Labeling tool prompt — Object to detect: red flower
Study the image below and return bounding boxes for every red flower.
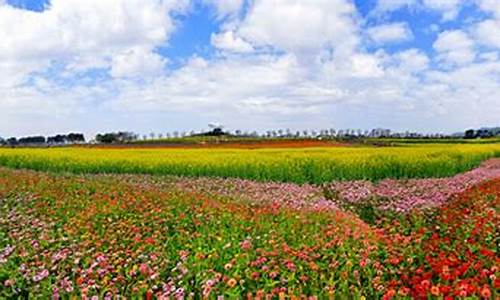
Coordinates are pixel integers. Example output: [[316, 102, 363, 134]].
[[440, 285, 451, 295], [382, 289, 396, 300], [389, 257, 400, 266], [420, 280, 431, 291]]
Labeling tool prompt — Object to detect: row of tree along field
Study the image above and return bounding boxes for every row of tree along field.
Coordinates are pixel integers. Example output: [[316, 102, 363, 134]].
[[0, 133, 85, 146], [1, 126, 499, 146]]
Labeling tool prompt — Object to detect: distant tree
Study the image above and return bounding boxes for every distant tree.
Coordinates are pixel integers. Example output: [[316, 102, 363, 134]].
[[464, 129, 476, 139], [67, 133, 85, 143], [18, 136, 45, 145], [149, 132, 155, 140], [96, 133, 115, 144], [47, 135, 66, 144], [6, 137, 17, 146], [120, 132, 136, 142], [95, 132, 135, 144], [235, 130, 242, 136]]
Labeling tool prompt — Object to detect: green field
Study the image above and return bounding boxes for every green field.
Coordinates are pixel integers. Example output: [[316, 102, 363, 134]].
[[0, 143, 499, 183]]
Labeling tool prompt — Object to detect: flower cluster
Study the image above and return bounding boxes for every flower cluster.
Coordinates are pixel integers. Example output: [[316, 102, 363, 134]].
[[327, 158, 500, 212], [0, 159, 499, 298]]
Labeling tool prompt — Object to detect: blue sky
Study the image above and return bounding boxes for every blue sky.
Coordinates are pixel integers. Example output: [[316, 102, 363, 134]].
[[0, 0, 499, 138]]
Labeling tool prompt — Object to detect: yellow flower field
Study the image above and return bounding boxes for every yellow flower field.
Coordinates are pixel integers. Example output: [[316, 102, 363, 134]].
[[0, 143, 499, 183]]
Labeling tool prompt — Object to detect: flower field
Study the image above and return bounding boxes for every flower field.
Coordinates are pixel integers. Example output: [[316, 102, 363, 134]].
[[1, 154, 499, 298], [0, 143, 499, 183], [1, 144, 499, 299]]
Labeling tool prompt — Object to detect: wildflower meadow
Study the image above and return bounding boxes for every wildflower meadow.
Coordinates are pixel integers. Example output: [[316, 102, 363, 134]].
[[0, 144, 499, 299]]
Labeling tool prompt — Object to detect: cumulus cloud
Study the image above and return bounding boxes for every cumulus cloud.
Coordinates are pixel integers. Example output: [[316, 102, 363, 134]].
[[211, 31, 254, 53], [1, 0, 500, 136], [0, 0, 187, 135], [373, 0, 463, 21], [474, 19, 500, 48], [367, 22, 413, 44], [111, 47, 167, 78], [422, 0, 462, 20], [204, 0, 244, 20], [373, 0, 417, 13], [433, 30, 476, 65], [0, 0, 187, 81], [476, 0, 500, 18], [394, 49, 430, 72], [235, 0, 359, 56]]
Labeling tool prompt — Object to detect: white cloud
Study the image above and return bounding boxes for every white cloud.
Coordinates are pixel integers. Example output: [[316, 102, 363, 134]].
[[373, 0, 417, 13], [109, 54, 311, 115], [478, 51, 499, 61], [111, 47, 168, 78], [394, 49, 430, 72], [422, 0, 462, 21], [474, 19, 500, 48], [0, 0, 187, 81], [211, 31, 254, 53], [1, 0, 500, 137], [235, 0, 359, 56], [204, 0, 244, 19], [367, 22, 413, 44], [349, 54, 385, 78], [433, 30, 475, 65], [373, 0, 463, 21], [476, 0, 500, 18]]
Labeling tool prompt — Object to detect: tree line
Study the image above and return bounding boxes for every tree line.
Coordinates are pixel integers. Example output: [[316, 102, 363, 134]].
[[0, 133, 85, 146]]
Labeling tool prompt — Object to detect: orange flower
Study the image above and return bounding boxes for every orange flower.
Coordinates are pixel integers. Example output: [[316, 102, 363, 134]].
[[382, 289, 396, 300], [227, 278, 237, 288], [398, 287, 410, 296], [480, 286, 491, 299], [430, 285, 440, 296]]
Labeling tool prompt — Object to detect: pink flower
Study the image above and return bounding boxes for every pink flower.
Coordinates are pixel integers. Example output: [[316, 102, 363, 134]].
[[240, 239, 253, 250], [52, 287, 60, 300], [139, 263, 151, 276], [33, 269, 49, 282], [4, 279, 15, 287]]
